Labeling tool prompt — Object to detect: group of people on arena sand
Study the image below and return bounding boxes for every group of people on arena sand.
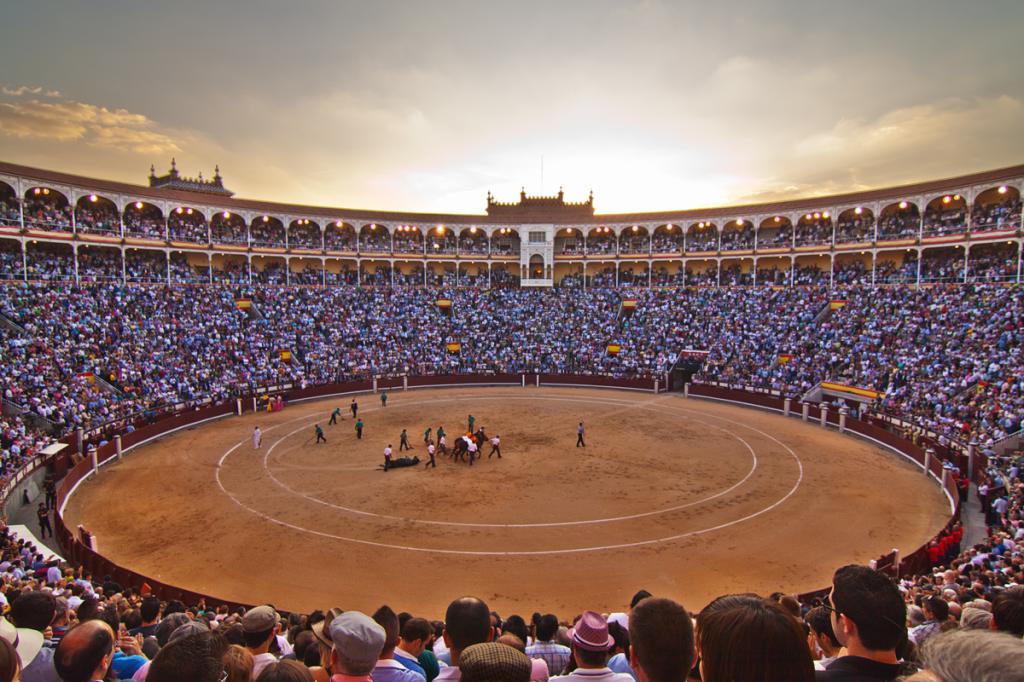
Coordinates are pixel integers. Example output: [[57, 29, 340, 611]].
[[384, 416, 502, 472]]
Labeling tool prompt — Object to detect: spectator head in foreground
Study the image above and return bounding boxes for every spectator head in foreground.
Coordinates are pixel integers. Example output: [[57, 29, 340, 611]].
[[991, 585, 1024, 637], [459, 642, 531, 682], [901, 629, 1024, 682], [443, 597, 494, 665], [0, 616, 43, 672], [697, 594, 813, 682], [256, 658, 316, 682], [148, 631, 228, 682], [568, 611, 614, 669], [329, 610, 386, 677], [829, 565, 906, 656], [54, 619, 115, 682], [628, 597, 694, 682]]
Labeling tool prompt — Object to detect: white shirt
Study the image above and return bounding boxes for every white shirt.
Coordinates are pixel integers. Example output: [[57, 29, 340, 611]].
[[552, 667, 634, 682], [428, 445, 436, 456], [491, 437, 500, 446], [384, 447, 392, 458], [434, 666, 460, 682], [253, 429, 262, 448], [252, 652, 278, 678]]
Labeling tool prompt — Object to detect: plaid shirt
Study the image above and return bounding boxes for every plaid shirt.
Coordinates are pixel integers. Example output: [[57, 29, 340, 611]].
[[526, 641, 571, 676]]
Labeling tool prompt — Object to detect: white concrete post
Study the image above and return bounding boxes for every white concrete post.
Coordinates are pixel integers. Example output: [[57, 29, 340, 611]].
[[923, 448, 932, 475], [521, 374, 526, 388], [535, 374, 540, 387], [403, 375, 408, 391], [802, 403, 810, 421], [684, 383, 690, 398], [820, 404, 829, 428], [942, 467, 949, 488], [373, 376, 378, 393], [892, 548, 901, 575], [236, 398, 243, 416], [252, 396, 258, 413], [839, 406, 848, 433], [783, 397, 792, 417], [114, 435, 122, 461], [77, 427, 84, 455], [653, 379, 659, 394], [90, 447, 98, 474]]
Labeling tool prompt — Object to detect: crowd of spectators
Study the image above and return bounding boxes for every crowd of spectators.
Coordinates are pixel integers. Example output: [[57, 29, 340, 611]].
[[684, 229, 717, 252], [879, 211, 921, 240], [324, 227, 357, 251], [718, 226, 754, 251], [22, 196, 71, 232], [123, 207, 165, 240], [0, 196, 20, 226], [835, 214, 874, 243], [924, 205, 968, 237], [74, 201, 119, 236], [973, 197, 1022, 232], [289, 223, 323, 250], [168, 211, 209, 243], [249, 221, 286, 249], [795, 218, 834, 247], [211, 217, 249, 246]]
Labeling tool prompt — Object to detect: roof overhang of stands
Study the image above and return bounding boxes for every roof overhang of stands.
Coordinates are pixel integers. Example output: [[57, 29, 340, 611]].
[[1, 160, 1022, 226]]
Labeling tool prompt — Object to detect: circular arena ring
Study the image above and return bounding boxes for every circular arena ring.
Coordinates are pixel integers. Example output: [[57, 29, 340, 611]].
[[57, 381, 952, 616]]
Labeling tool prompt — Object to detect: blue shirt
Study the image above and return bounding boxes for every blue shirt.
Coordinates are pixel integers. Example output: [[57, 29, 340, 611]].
[[394, 649, 427, 679], [373, 658, 426, 682], [607, 654, 636, 681], [112, 652, 148, 680]]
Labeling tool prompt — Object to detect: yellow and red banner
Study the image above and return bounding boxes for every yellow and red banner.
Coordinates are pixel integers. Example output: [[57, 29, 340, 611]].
[[607, 343, 622, 356], [436, 298, 452, 309], [621, 299, 637, 309], [820, 381, 881, 400], [829, 300, 848, 310], [778, 354, 794, 365], [77, 372, 95, 384], [279, 350, 292, 362], [235, 298, 252, 310], [446, 342, 461, 354]]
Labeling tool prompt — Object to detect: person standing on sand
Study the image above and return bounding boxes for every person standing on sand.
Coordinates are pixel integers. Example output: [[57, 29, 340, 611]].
[[400, 429, 411, 451], [351, 399, 358, 419], [329, 407, 341, 425], [356, 418, 364, 439], [576, 422, 586, 448], [253, 426, 262, 449], [315, 424, 327, 444]]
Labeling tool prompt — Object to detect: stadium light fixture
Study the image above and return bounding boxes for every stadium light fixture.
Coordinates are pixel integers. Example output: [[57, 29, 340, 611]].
[[135, 201, 143, 209], [998, 186, 1008, 194], [953, 195, 961, 201], [186, 208, 193, 215], [943, 195, 951, 204], [736, 219, 743, 226], [899, 201, 908, 209], [633, 225, 639, 232], [176, 207, 183, 214], [335, 220, 342, 227], [89, 195, 97, 202], [223, 212, 230, 219], [854, 207, 863, 215], [823, 212, 831, 218], [774, 216, 781, 223]]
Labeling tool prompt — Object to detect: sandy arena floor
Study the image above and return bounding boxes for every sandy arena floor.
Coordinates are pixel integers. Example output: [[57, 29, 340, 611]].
[[63, 387, 951, 618]]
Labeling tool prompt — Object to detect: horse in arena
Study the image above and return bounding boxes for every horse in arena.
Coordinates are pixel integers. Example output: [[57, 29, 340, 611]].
[[451, 428, 487, 463]]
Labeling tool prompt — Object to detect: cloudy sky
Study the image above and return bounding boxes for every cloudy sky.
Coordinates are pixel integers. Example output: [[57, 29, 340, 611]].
[[1, 1, 1021, 214]]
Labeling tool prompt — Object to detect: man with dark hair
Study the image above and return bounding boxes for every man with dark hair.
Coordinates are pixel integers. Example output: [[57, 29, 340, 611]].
[[628, 598, 694, 682], [11, 590, 59, 682], [991, 585, 1024, 637], [436, 597, 494, 682], [395, 617, 432, 678], [555, 611, 633, 682], [147, 631, 228, 682], [372, 605, 425, 682], [129, 596, 161, 638], [805, 606, 842, 671], [53, 620, 115, 682], [525, 614, 570, 676], [910, 596, 948, 646], [243, 605, 280, 678], [817, 565, 908, 681]]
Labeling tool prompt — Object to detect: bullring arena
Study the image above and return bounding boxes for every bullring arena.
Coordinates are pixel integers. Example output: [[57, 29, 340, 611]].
[[61, 385, 950, 616]]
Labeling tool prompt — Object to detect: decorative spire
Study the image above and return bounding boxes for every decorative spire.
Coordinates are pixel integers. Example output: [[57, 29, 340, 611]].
[[149, 164, 156, 179]]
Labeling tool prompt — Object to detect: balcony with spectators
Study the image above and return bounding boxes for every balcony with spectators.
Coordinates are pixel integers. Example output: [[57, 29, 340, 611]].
[[458, 227, 488, 256], [426, 262, 453, 287], [394, 262, 425, 287], [459, 263, 488, 287], [686, 222, 718, 253], [324, 221, 357, 252], [290, 259, 324, 285], [168, 207, 209, 244], [877, 201, 920, 241], [0, 239, 23, 280], [23, 187, 72, 232], [720, 261, 753, 286], [795, 212, 833, 247], [77, 246, 123, 283], [25, 242, 75, 281], [586, 266, 616, 287], [289, 219, 322, 250], [618, 225, 650, 255], [0, 182, 20, 226], [792, 258, 830, 286], [555, 264, 583, 287], [617, 263, 649, 287], [721, 219, 755, 252], [651, 224, 682, 255], [249, 216, 286, 249], [170, 252, 209, 284], [427, 226, 458, 255], [586, 227, 616, 255], [359, 224, 390, 255], [554, 227, 583, 256], [212, 254, 249, 284], [686, 263, 718, 286], [123, 201, 165, 240], [325, 261, 358, 285], [393, 225, 424, 255], [74, 194, 121, 237], [490, 228, 520, 257], [252, 257, 287, 285], [650, 265, 684, 287], [211, 211, 248, 246], [125, 249, 167, 283], [972, 185, 1022, 233], [361, 262, 392, 286], [875, 251, 918, 284], [968, 243, 1018, 282], [756, 258, 791, 286], [920, 246, 966, 283], [756, 216, 793, 249], [833, 256, 871, 286], [835, 207, 875, 244], [923, 194, 968, 238]]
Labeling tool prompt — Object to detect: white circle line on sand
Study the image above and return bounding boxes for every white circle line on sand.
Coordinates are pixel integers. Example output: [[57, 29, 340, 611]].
[[212, 392, 804, 555], [253, 395, 759, 528]]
